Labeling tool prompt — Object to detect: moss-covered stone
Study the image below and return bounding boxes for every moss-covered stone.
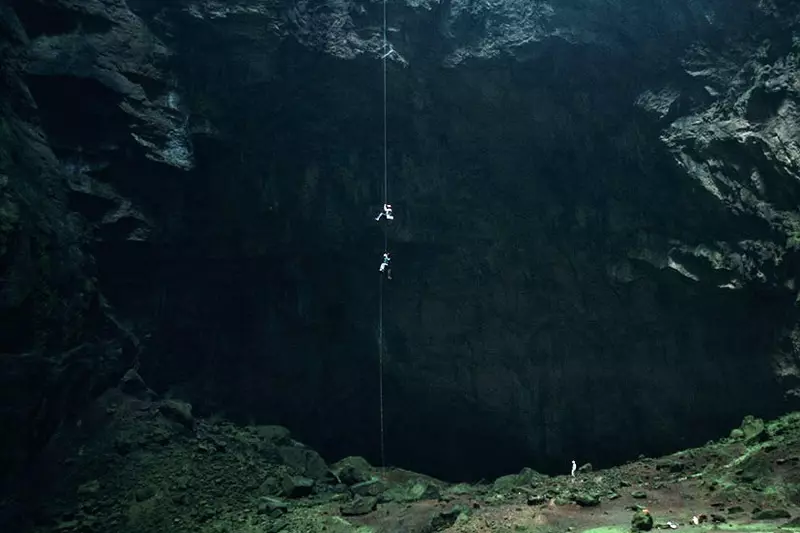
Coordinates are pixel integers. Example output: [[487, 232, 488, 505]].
[[278, 445, 330, 480], [340, 495, 377, 516], [572, 491, 601, 507], [257, 496, 289, 518], [631, 509, 654, 531], [332, 456, 373, 486], [429, 504, 469, 530], [281, 474, 315, 498], [752, 508, 791, 520], [445, 483, 475, 497], [737, 454, 773, 486], [382, 480, 441, 503], [730, 428, 745, 440], [351, 478, 387, 497], [740, 415, 767, 443], [492, 467, 543, 491]]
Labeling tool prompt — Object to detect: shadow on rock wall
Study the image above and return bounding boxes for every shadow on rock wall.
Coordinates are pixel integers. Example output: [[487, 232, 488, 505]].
[[130, 1, 797, 480], [2, 0, 799, 485]]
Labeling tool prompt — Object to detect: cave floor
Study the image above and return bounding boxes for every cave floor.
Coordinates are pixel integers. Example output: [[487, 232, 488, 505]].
[[338, 415, 800, 533], [13, 383, 800, 533]]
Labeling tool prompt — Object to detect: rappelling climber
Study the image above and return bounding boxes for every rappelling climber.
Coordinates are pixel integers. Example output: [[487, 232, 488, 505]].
[[379, 252, 392, 280], [382, 43, 396, 60], [375, 203, 394, 222]]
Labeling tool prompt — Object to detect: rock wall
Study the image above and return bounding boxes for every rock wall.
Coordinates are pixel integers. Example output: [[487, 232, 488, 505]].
[[1, 0, 799, 484], [655, 2, 800, 399], [0, 0, 182, 489], [0, 1, 142, 491]]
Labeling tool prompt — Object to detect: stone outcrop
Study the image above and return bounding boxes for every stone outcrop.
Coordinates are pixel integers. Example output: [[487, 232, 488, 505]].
[[0, 1, 141, 490], [1, 0, 799, 487], [654, 4, 800, 398]]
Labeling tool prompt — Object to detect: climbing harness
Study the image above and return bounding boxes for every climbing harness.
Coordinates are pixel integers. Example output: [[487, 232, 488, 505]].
[[376, 0, 390, 470], [381, 44, 396, 60], [375, 203, 393, 221]]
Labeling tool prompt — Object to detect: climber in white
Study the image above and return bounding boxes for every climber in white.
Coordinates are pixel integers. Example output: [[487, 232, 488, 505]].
[[379, 252, 392, 280], [375, 203, 394, 221], [571, 460, 577, 478], [382, 43, 396, 59]]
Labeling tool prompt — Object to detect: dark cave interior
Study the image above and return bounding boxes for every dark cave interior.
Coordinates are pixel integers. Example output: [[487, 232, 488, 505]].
[[2, 0, 798, 487]]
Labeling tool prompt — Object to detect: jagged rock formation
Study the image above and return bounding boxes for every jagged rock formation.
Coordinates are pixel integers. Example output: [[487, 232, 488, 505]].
[[1, 0, 799, 488], [0, 0, 143, 490], [654, 4, 800, 398]]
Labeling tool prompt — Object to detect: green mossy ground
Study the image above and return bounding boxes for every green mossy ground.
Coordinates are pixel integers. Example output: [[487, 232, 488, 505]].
[[12, 380, 800, 533]]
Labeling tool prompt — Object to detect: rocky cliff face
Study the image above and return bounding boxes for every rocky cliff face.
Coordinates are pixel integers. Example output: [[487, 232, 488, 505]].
[[655, 3, 800, 399], [1, 0, 799, 485], [0, 0, 144, 490]]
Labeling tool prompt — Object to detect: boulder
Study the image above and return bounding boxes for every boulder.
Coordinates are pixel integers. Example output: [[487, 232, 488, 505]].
[[340, 496, 377, 516], [332, 456, 372, 485], [572, 492, 601, 507], [257, 496, 289, 518], [753, 509, 791, 520], [278, 446, 331, 481], [351, 479, 386, 497], [280, 474, 314, 498], [739, 415, 767, 443], [254, 425, 292, 444], [632, 509, 654, 531], [119, 369, 154, 399], [158, 400, 194, 429]]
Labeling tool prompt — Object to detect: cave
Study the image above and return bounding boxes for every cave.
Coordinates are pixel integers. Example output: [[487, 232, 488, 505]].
[[2, 1, 800, 530], [87, 1, 792, 481]]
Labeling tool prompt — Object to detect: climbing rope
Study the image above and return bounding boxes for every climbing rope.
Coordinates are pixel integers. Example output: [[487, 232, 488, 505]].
[[377, 0, 389, 470], [378, 267, 386, 468], [382, 0, 389, 208]]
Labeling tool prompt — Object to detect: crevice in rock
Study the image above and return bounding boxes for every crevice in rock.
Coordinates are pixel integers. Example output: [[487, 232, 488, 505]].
[[66, 190, 115, 223], [25, 74, 129, 151], [96, 216, 146, 242], [745, 86, 787, 122], [0, 292, 37, 353], [10, 1, 113, 39], [122, 71, 167, 103]]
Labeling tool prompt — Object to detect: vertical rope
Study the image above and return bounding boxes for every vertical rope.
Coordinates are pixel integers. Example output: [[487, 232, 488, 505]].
[[378, 276, 386, 468], [382, 0, 388, 207], [378, 0, 388, 470]]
